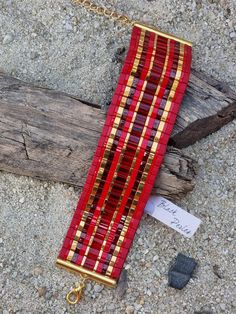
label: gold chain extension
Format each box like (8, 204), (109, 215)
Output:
(72, 0), (135, 26)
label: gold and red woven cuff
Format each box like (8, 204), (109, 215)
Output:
(57, 22), (192, 294)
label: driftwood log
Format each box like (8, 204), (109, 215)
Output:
(0, 71), (235, 199)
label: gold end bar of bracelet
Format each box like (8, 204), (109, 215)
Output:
(56, 258), (117, 287)
(134, 22), (192, 47)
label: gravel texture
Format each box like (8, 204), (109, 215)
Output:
(0, 1), (236, 313)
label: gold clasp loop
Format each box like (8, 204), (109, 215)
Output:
(66, 276), (88, 304)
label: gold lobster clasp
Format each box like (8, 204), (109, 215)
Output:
(66, 275), (88, 304)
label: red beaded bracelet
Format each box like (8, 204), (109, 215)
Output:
(57, 22), (192, 303)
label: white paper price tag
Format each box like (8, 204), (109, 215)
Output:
(145, 196), (201, 238)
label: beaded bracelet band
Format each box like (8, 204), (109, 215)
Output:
(57, 21), (192, 303)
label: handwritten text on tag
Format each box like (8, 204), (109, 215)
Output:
(145, 196), (201, 238)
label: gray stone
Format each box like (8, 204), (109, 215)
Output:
(2, 33), (14, 44)
(93, 284), (103, 293)
(19, 197), (25, 204)
(229, 31), (236, 39)
(220, 303), (226, 311)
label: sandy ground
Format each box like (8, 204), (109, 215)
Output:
(0, 1), (236, 313)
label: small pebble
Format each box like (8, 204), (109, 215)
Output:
(85, 282), (92, 292)
(137, 238), (143, 245)
(125, 305), (134, 314)
(139, 296), (145, 305)
(33, 266), (43, 276)
(64, 21), (73, 31)
(146, 289), (152, 296)
(3, 34), (14, 44)
(134, 303), (142, 311)
(229, 31), (236, 39)
(220, 303), (226, 311)
(68, 187), (74, 192)
(124, 264), (131, 270)
(152, 255), (158, 262)
(93, 284), (103, 293)
(37, 286), (47, 297)
(19, 197), (25, 204)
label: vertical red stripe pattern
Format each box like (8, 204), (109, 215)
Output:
(58, 25), (192, 283)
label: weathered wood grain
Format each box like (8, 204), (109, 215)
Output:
(153, 147), (198, 199)
(170, 101), (236, 148)
(0, 72), (199, 200)
(171, 70), (236, 147)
